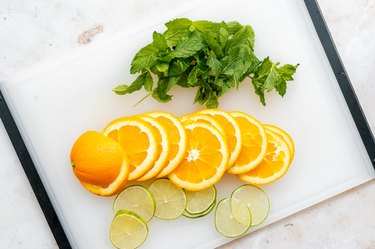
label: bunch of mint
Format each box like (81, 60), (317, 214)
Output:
(114, 18), (299, 108)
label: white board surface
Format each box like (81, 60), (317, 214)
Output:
(2, 0), (374, 248)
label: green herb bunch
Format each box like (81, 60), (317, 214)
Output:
(114, 18), (299, 108)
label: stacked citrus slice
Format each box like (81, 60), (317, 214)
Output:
(110, 179), (218, 248)
(69, 110), (296, 249)
(238, 126), (293, 185)
(70, 110), (295, 196)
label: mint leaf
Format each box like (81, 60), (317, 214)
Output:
(113, 84), (132, 95)
(164, 18), (192, 47)
(251, 58), (298, 105)
(130, 44), (159, 74)
(222, 46), (255, 87)
(239, 55), (261, 82)
(152, 31), (168, 51)
(176, 74), (189, 88)
(113, 71), (152, 94)
(187, 67), (201, 87)
(152, 76), (180, 102)
(279, 64), (299, 81)
(226, 21), (243, 35)
(143, 71), (154, 92)
(276, 64), (299, 95)
(212, 77), (230, 96)
(225, 25), (255, 52)
(156, 62), (169, 76)
(166, 31), (204, 60)
(116, 18), (299, 108)
(207, 51), (222, 77)
(169, 59), (190, 76)
(194, 85), (219, 108)
(193, 21), (228, 57)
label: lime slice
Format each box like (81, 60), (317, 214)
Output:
(215, 198), (251, 238)
(109, 210), (148, 249)
(113, 185), (155, 222)
(185, 186), (216, 215)
(231, 185), (270, 226)
(183, 200), (216, 218)
(148, 179), (186, 219)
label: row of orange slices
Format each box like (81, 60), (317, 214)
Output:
(70, 110), (294, 196)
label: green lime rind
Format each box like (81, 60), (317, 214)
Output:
(113, 185), (155, 222)
(110, 210), (148, 249)
(231, 184), (270, 226)
(148, 179), (186, 220)
(183, 200), (216, 218)
(214, 198), (251, 238)
(185, 185), (217, 215)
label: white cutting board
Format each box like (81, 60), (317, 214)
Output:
(2, 0), (374, 248)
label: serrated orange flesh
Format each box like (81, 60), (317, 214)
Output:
(239, 128), (291, 185)
(145, 112), (186, 178)
(169, 122), (228, 191)
(227, 112), (267, 175)
(102, 117), (158, 180)
(136, 115), (170, 181)
(197, 109), (242, 167)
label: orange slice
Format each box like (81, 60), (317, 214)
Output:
(179, 113), (225, 135)
(102, 117), (158, 180)
(145, 112), (187, 178)
(227, 111), (267, 174)
(169, 122), (229, 191)
(70, 131), (130, 196)
(238, 127), (292, 185)
(136, 115), (171, 181)
(263, 124), (294, 162)
(197, 109), (241, 167)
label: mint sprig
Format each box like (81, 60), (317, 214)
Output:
(113, 18), (299, 108)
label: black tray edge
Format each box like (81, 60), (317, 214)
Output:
(0, 1), (374, 249)
(304, 0), (375, 167)
(0, 91), (72, 249)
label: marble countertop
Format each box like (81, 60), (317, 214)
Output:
(0, 0), (374, 248)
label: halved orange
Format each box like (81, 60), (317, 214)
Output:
(145, 112), (187, 178)
(70, 131), (129, 196)
(179, 113), (225, 135)
(227, 111), (267, 174)
(136, 115), (171, 181)
(169, 122), (229, 191)
(197, 109), (241, 167)
(102, 117), (158, 180)
(238, 127), (292, 185)
(263, 124), (294, 162)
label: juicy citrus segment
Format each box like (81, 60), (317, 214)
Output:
(148, 179), (186, 220)
(136, 115), (171, 181)
(227, 112), (267, 174)
(102, 117), (158, 181)
(197, 109), (241, 167)
(109, 210), (148, 249)
(263, 124), (295, 162)
(70, 131), (130, 196)
(169, 122), (229, 191)
(113, 185), (155, 222)
(239, 128), (291, 185)
(179, 114), (225, 135)
(145, 112), (187, 178)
